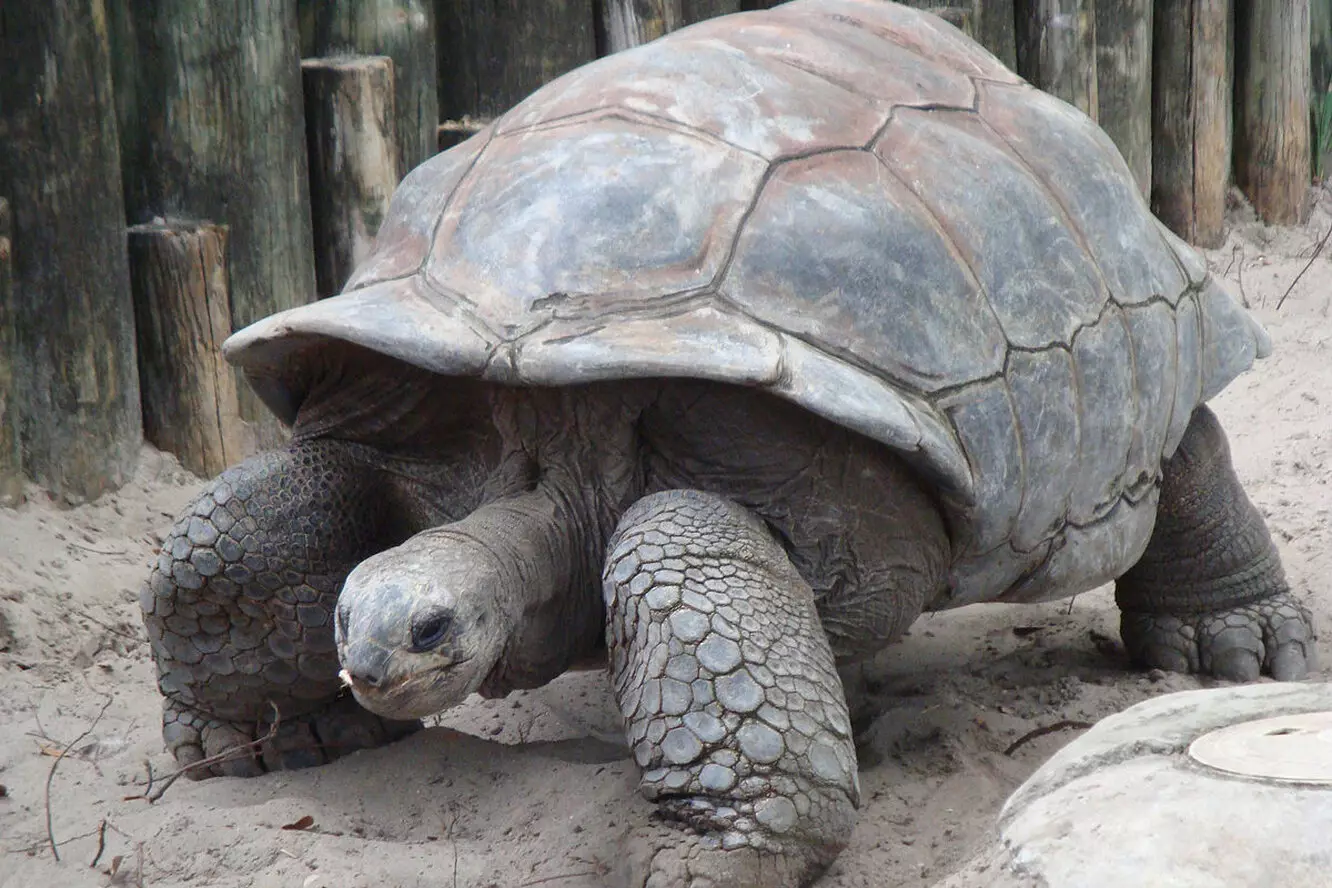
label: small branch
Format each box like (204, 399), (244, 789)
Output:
(90, 818), (107, 869)
(1003, 720), (1093, 756)
(68, 540), (129, 557)
(1276, 221), (1332, 310)
(46, 695), (115, 861)
(519, 872), (607, 886)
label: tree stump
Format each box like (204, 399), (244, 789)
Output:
(600, 0), (683, 54)
(1152, 0), (1231, 247)
(303, 55), (400, 299)
(436, 0), (597, 121)
(0, 198), (18, 506)
(1095, 0), (1153, 195)
(1234, 0), (1312, 225)
(129, 222), (249, 479)
(299, 0), (437, 178)
(0, 0), (142, 504)
(1016, 0), (1098, 119)
(110, 0), (316, 450)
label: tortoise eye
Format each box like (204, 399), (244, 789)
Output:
(410, 609), (453, 652)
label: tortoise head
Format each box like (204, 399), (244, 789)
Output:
(334, 528), (508, 721)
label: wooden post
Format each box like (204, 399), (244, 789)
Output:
(111, 0), (316, 450)
(129, 222), (250, 478)
(1015, 0), (1098, 119)
(739, 0), (778, 8)
(435, 0), (598, 121)
(1234, 0), (1313, 224)
(302, 56), (400, 299)
(1095, 0), (1153, 195)
(902, 1), (1017, 68)
(298, 0), (438, 178)
(600, 0), (683, 54)
(0, 0), (142, 504)
(0, 198), (19, 506)
(681, 0), (740, 24)
(1315, 0), (1332, 179)
(1151, 0), (1231, 247)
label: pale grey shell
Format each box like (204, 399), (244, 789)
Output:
(226, 0), (1270, 606)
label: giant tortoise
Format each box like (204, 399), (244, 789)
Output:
(141, 1), (1315, 885)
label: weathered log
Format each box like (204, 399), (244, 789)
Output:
(976, 0), (1018, 69)
(303, 55), (400, 299)
(1151, 0), (1232, 247)
(436, 0), (598, 120)
(908, 5), (976, 36)
(299, 0), (438, 177)
(0, 0), (142, 504)
(0, 198), (18, 506)
(1015, 0), (1098, 118)
(739, 0), (779, 10)
(129, 222), (249, 479)
(1095, 0), (1153, 195)
(681, 0), (741, 24)
(110, 0), (315, 449)
(1234, 0), (1312, 225)
(600, 0), (683, 54)
(438, 119), (491, 153)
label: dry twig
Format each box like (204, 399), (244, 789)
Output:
(125, 704), (281, 803)
(1276, 221), (1332, 311)
(1003, 719), (1093, 756)
(46, 695), (115, 861)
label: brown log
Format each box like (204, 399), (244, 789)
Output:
(1151, 0), (1232, 247)
(0, 198), (18, 506)
(1095, 0), (1153, 195)
(129, 222), (249, 479)
(298, 0), (438, 177)
(0, 0), (142, 504)
(110, 0), (316, 449)
(435, 0), (597, 120)
(1015, 0), (1099, 119)
(302, 56), (400, 299)
(681, 0), (740, 24)
(1234, 0), (1313, 224)
(600, 0), (683, 53)
(902, 1), (1015, 63)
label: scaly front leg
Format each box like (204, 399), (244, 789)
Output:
(604, 490), (859, 888)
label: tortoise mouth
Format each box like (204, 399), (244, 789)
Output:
(339, 656), (475, 719)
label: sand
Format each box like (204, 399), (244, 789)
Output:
(2, 191), (1329, 888)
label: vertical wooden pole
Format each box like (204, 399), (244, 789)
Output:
(129, 222), (249, 478)
(298, 0), (438, 177)
(0, 198), (19, 506)
(681, 0), (740, 24)
(112, 0), (316, 450)
(1095, 0), (1154, 195)
(1152, 0), (1232, 247)
(600, 0), (683, 54)
(1015, 0), (1099, 119)
(0, 0), (142, 503)
(1234, 0), (1313, 224)
(1314, 0), (1332, 180)
(435, 0), (597, 121)
(901, 1), (1017, 68)
(302, 56), (400, 299)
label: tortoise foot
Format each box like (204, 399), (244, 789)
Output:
(620, 822), (825, 888)
(162, 694), (420, 780)
(1121, 592), (1316, 682)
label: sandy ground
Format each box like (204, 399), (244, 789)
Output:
(2, 191), (1329, 888)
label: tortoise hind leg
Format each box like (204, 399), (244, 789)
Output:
(1115, 406), (1315, 681)
(604, 490), (858, 888)
(143, 440), (419, 778)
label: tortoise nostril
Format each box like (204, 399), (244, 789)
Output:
(349, 665), (384, 688)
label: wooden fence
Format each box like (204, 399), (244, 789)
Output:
(0, 0), (1329, 502)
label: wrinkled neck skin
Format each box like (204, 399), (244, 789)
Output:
(474, 385), (646, 695)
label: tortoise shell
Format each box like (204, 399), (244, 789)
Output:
(226, 0), (1270, 608)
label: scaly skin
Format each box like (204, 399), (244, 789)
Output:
(1116, 406), (1315, 681)
(604, 490), (860, 888)
(143, 440), (421, 776)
